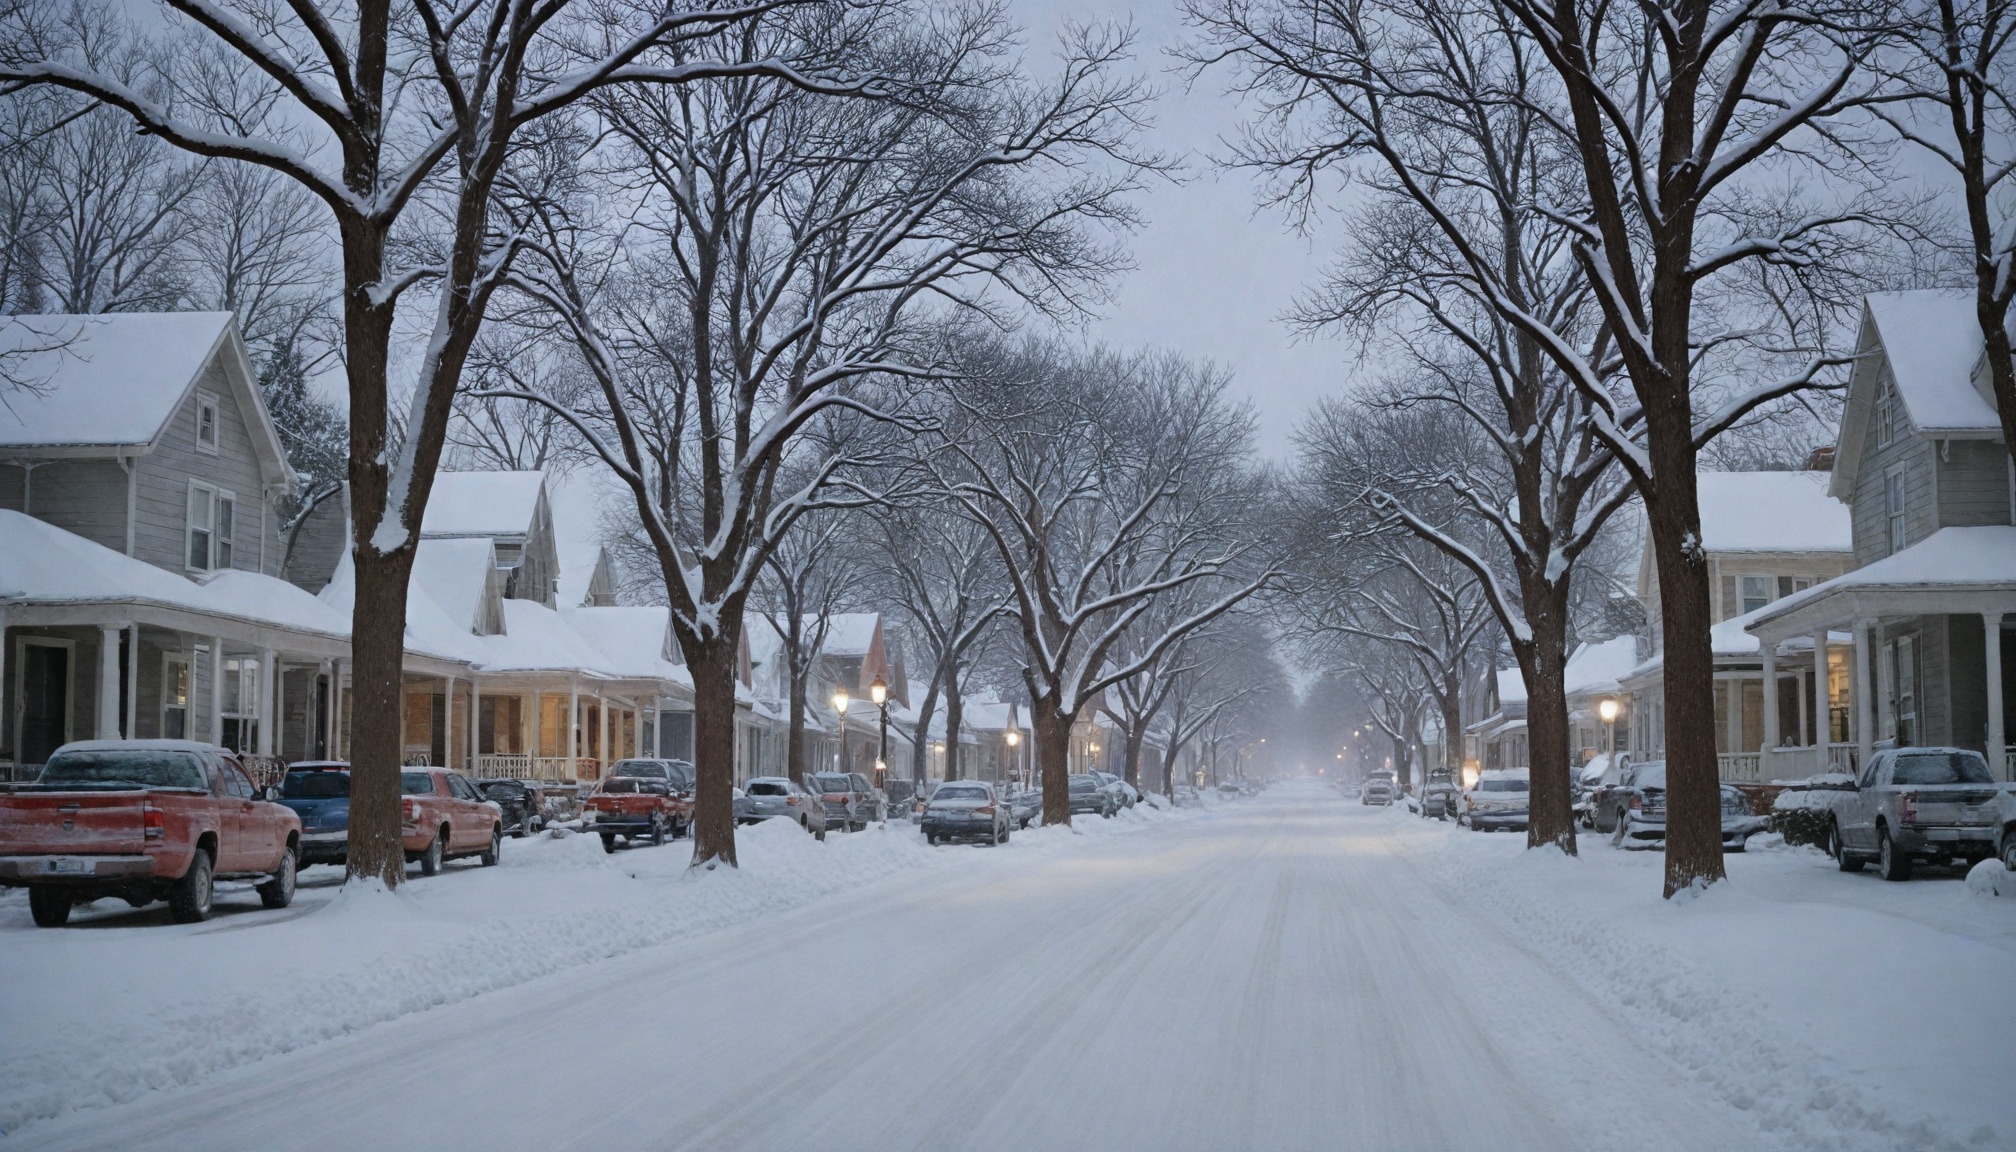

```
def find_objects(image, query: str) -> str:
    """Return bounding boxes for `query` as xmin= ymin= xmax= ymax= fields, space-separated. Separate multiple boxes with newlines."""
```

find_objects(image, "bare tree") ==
xmin=757 ymin=504 xmax=852 ymax=785
xmin=476 ymin=13 xmax=1155 ymax=866
xmin=936 ymin=340 xmax=1278 ymax=825
xmin=2 ymin=0 xmax=856 ymax=886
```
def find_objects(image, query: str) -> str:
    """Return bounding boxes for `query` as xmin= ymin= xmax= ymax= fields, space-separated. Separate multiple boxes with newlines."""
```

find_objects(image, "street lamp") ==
xmin=1005 ymin=727 xmax=1021 ymax=787
xmin=869 ymin=674 xmax=890 ymax=788
xmin=831 ymin=688 xmax=849 ymax=772
xmin=1598 ymin=697 xmax=1620 ymax=762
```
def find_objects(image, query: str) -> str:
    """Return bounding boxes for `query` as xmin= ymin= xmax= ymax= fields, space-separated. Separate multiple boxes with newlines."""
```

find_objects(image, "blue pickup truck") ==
xmin=276 ymin=762 xmax=351 ymax=866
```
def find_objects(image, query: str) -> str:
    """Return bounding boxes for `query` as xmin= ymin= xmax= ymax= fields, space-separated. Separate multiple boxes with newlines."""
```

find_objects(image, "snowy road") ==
xmin=8 ymin=781 xmax=1780 ymax=1152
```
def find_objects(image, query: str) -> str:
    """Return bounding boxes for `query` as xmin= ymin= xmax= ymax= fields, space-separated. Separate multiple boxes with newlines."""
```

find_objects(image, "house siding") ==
xmin=0 ymin=458 xmax=129 ymax=554
xmin=1849 ymin=410 xmax=1938 ymax=568
xmin=1935 ymin=439 xmax=2013 ymax=529
xmin=132 ymin=359 xmax=276 ymax=579
xmin=282 ymin=489 xmax=347 ymax=593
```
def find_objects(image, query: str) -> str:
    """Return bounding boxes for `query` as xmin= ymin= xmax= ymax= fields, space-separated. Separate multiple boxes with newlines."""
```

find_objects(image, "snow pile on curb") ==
xmin=1966 ymin=858 xmax=2016 ymax=897
xmin=0 ymin=800 xmax=1196 ymax=1136
xmin=1392 ymin=818 xmax=2015 ymax=1152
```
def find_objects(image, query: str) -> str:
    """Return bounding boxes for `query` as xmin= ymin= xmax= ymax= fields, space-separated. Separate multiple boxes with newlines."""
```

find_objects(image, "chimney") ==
xmin=1805 ymin=445 xmax=1836 ymax=472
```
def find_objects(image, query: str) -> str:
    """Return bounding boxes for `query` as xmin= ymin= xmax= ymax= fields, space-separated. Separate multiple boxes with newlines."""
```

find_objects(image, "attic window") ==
xmin=195 ymin=390 xmax=220 ymax=454
xmin=1874 ymin=377 xmax=1895 ymax=447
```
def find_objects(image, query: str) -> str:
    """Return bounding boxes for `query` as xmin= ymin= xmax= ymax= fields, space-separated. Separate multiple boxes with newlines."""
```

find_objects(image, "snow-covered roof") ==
xmin=1748 ymin=527 xmax=2016 ymax=637
xmin=410 ymin=538 xmax=497 ymax=638
xmin=0 ymin=509 xmax=347 ymax=638
xmin=821 ymin=613 xmax=879 ymax=656
xmin=1696 ymin=471 xmax=1851 ymax=553
xmin=1864 ymin=292 xmax=1997 ymax=433
xmin=420 ymin=471 xmax=546 ymax=538
xmin=562 ymin=606 xmax=689 ymax=686
xmin=961 ymin=700 xmax=1019 ymax=732
xmin=1561 ymin=635 xmax=1638 ymax=696
xmin=320 ymin=544 xmax=481 ymax=664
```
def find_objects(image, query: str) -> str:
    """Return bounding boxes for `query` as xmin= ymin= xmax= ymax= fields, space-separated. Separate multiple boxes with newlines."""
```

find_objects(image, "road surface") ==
xmin=14 ymin=783 xmax=1766 ymax=1151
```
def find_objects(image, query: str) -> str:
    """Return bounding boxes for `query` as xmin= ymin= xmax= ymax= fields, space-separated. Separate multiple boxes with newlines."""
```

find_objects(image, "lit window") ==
xmin=195 ymin=391 xmax=220 ymax=454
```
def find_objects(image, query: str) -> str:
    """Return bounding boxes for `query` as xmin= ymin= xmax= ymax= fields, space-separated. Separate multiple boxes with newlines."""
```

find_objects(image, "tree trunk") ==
xmin=910 ymin=677 xmax=940 ymax=789
xmin=1122 ymin=721 xmax=1146 ymax=789
xmin=1645 ymin=463 xmax=1726 ymax=896
xmin=1034 ymin=699 xmax=1073 ymax=826
xmin=943 ymin=679 xmax=963 ymax=781
xmin=344 ymin=545 xmax=416 ymax=887
xmin=685 ymin=637 xmax=740 ymax=867
xmin=786 ymin=663 xmax=810 ymax=785
xmin=1519 ymin=620 xmax=1579 ymax=854
xmin=1440 ymin=679 xmax=1464 ymax=772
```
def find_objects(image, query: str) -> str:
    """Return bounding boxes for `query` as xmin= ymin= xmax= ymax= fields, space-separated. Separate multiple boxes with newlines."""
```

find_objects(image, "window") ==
xmin=1740 ymin=575 xmax=1773 ymax=615
xmin=1776 ymin=576 xmax=1811 ymax=599
xmin=162 ymin=655 xmax=189 ymax=739
xmin=195 ymin=390 xmax=220 ymax=454
xmin=185 ymin=483 xmax=238 ymax=571
xmin=219 ymin=655 xmax=259 ymax=752
xmin=1892 ymin=634 xmax=1917 ymax=746
xmin=1886 ymin=471 xmax=1907 ymax=555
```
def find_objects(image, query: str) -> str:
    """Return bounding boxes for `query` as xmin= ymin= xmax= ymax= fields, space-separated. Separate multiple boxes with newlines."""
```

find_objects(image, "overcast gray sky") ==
xmin=1011 ymin=0 xmax=1350 ymax=461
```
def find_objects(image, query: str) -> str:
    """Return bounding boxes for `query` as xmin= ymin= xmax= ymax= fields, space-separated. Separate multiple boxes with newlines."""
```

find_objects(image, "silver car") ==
xmin=1462 ymin=769 xmax=1529 ymax=830
xmin=922 ymin=780 xmax=1012 ymax=845
xmin=1609 ymin=763 xmax=1768 ymax=851
xmin=732 ymin=776 xmax=827 ymax=837
xmin=1830 ymin=748 xmax=2005 ymax=880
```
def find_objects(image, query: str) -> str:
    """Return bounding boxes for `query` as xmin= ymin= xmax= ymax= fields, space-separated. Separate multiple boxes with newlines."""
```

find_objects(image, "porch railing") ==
xmin=1717 ymin=753 xmax=1761 ymax=782
xmin=470 ymin=754 xmax=594 ymax=782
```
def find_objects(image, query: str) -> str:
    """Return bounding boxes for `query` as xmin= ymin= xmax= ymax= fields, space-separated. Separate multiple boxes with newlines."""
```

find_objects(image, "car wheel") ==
xmin=1611 ymin=816 xmax=1629 ymax=847
xmin=1877 ymin=825 xmax=1913 ymax=882
xmin=600 ymin=833 xmax=617 ymax=854
xmin=420 ymin=830 xmax=446 ymax=875
xmin=258 ymin=845 xmax=298 ymax=909
xmin=512 ymin=818 xmax=529 ymax=840
xmin=1002 ymin=824 xmax=1011 ymax=843
xmin=1829 ymin=821 xmax=1864 ymax=872
xmin=481 ymin=827 xmax=501 ymax=867
xmin=651 ymin=818 xmax=666 ymax=847
xmin=27 ymin=885 xmax=72 ymax=928
xmin=2002 ymin=830 xmax=2016 ymax=873
xmin=169 ymin=849 xmax=215 ymax=923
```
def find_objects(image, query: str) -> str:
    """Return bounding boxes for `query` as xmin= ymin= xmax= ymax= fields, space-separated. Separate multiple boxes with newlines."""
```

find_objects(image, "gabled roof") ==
xmin=1696 ymin=470 xmax=1852 ymax=553
xmin=563 ymin=606 xmax=689 ymax=685
xmin=420 ymin=471 xmax=546 ymax=539
xmin=821 ymin=613 xmax=880 ymax=656
xmin=0 ymin=313 xmax=293 ymax=486
xmin=1561 ymin=635 xmax=1639 ymax=697
xmin=1832 ymin=292 xmax=2003 ymax=499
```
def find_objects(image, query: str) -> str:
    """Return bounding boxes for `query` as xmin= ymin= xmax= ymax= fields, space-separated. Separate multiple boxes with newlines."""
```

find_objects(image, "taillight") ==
xmin=1629 ymin=794 xmax=1642 ymax=811
xmin=786 ymin=795 xmax=800 ymax=806
xmin=143 ymin=805 xmax=165 ymax=840
xmin=976 ymin=805 xmax=996 ymax=815
xmin=1900 ymin=793 xmax=1918 ymax=825
xmin=403 ymin=799 xmax=419 ymax=823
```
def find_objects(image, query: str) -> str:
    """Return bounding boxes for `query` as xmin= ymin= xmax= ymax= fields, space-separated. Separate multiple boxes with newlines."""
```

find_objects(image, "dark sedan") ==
xmin=1068 ymin=774 xmax=1116 ymax=818
xmin=922 ymin=781 xmax=1012 ymax=845
xmin=277 ymin=762 xmax=351 ymax=866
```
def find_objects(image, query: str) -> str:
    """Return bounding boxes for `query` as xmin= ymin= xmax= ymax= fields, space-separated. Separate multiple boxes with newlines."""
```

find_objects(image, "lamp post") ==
xmin=870 ymin=674 xmax=889 ymax=790
xmin=1598 ymin=697 xmax=1620 ymax=763
xmin=831 ymin=688 xmax=849 ymax=772
xmin=1005 ymin=727 xmax=1021 ymax=788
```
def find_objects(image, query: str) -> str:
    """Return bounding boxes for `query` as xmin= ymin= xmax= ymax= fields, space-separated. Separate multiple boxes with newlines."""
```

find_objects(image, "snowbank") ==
xmin=1966 ymin=858 xmax=2016 ymax=898
xmin=0 ymin=801 xmax=1195 ymax=1136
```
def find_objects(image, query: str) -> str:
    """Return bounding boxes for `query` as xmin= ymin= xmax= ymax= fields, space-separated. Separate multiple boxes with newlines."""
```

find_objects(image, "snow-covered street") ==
xmin=3 ymin=779 xmax=2012 ymax=1151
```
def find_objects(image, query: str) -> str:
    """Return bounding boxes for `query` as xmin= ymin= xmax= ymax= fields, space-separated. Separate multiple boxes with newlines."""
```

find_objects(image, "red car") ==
xmin=0 ymin=740 xmax=301 ymax=926
xmin=587 ymin=759 xmax=696 ymax=852
xmin=399 ymin=769 xmax=503 ymax=874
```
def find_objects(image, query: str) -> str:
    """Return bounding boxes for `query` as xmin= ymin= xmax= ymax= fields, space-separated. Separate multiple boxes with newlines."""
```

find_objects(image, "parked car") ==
xmin=1219 ymin=780 xmax=1245 ymax=796
xmin=1005 ymin=783 xmax=1042 ymax=829
xmin=922 ymin=781 xmax=1013 ymax=845
xmin=1361 ymin=776 xmax=1394 ymax=806
xmin=809 ymin=771 xmax=883 ymax=831
xmin=1586 ymin=757 xmax=1641 ymax=833
xmin=1607 ymin=764 xmax=1768 ymax=852
xmin=278 ymin=762 xmax=352 ymax=866
xmin=0 ymin=740 xmax=301 ymax=926
xmin=399 ymin=769 xmax=503 ymax=874
xmin=604 ymin=759 xmax=696 ymax=836
xmin=1069 ymin=774 xmax=1117 ymax=818
xmin=885 ymin=779 xmax=918 ymax=818
xmin=733 ymin=777 xmax=828 ymax=836
xmin=1418 ymin=770 xmax=1459 ymax=820
xmin=1996 ymin=791 xmax=2016 ymax=873
xmin=1462 ymin=769 xmax=1530 ymax=831
xmin=585 ymin=777 xmax=682 ymax=852
xmin=1828 ymin=748 xmax=2006 ymax=880
xmin=474 ymin=777 xmax=547 ymax=837
xmin=1093 ymin=772 xmax=1136 ymax=809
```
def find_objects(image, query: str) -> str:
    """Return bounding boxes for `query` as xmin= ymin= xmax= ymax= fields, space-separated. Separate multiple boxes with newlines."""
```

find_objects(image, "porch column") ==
xmin=258 ymin=647 xmax=277 ymax=756
xmin=1724 ymin=677 xmax=1742 ymax=757
xmin=97 ymin=625 xmax=122 ymax=740
xmin=1987 ymin=613 xmax=2007 ymax=781
xmin=566 ymin=677 xmax=579 ymax=780
xmin=0 ymin=606 xmax=8 ymax=761
xmin=332 ymin=660 xmax=345 ymax=759
xmin=530 ymin=692 xmax=543 ymax=764
xmin=1854 ymin=619 xmax=1875 ymax=773
xmin=444 ymin=676 xmax=456 ymax=770
xmin=597 ymin=693 xmax=609 ymax=768
xmin=317 ymin=660 xmax=332 ymax=758
xmin=124 ymin=624 xmax=139 ymax=739
xmin=470 ymin=680 xmax=481 ymax=771
xmin=632 ymin=702 xmax=644 ymax=761
xmin=1760 ymin=643 xmax=1779 ymax=752
xmin=1812 ymin=630 xmax=1829 ymax=749
xmin=209 ymin=636 xmax=225 ymax=746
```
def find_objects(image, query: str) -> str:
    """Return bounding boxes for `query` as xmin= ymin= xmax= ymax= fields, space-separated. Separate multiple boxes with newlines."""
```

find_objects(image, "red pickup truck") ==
xmin=586 ymin=759 xmax=696 ymax=852
xmin=0 ymin=740 xmax=301 ymax=927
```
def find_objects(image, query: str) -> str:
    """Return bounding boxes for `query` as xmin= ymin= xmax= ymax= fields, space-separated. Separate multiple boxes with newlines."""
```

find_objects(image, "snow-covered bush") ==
xmin=1770 ymin=775 xmax=1857 ymax=848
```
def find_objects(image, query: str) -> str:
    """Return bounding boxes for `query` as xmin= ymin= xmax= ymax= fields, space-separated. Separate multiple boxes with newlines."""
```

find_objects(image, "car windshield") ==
xmin=810 ymin=775 xmax=851 ymax=793
xmin=1891 ymin=752 xmax=1994 ymax=785
xmin=1478 ymin=777 xmax=1528 ymax=792
xmin=610 ymin=761 xmax=668 ymax=779
xmin=747 ymin=782 xmax=790 ymax=797
xmin=481 ymin=782 xmax=523 ymax=798
xmin=666 ymin=763 xmax=695 ymax=789
xmin=1633 ymin=766 xmax=1668 ymax=791
xmin=934 ymin=785 xmax=989 ymax=802
xmin=1068 ymin=776 xmax=1097 ymax=792
xmin=39 ymin=749 xmax=207 ymax=790
xmin=399 ymin=772 xmax=437 ymax=795
xmin=282 ymin=772 xmax=350 ymax=799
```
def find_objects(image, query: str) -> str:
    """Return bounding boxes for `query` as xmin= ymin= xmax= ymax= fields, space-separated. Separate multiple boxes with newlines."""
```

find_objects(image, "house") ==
xmin=1749 ymin=291 xmax=2015 ymax=781
xmin=0 ymin=314 xmax=349 ymax=774
xmin=1621 ymin=469 xmax=1855 ymax=779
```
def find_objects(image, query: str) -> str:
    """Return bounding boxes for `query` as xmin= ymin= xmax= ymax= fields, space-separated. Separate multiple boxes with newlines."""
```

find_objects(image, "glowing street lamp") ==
xmin=869 ymin=674 xmax=890 ymax=789
xmin=1598 ymin=697 xmax=1620 ymax=761
xmin=831 ymin=688 xmax=849 ymax=772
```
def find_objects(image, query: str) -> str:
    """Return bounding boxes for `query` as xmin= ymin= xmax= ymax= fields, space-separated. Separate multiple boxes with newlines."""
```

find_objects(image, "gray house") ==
xmin=1750 ymin=291 xmax=2016 ymax=781
xmin=0 ymin=313 xmax=349 ymax=773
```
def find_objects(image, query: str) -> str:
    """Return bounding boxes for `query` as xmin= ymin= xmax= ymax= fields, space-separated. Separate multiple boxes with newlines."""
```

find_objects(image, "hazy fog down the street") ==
xmin=7 ymin=781 xmax=1764 ymax=1152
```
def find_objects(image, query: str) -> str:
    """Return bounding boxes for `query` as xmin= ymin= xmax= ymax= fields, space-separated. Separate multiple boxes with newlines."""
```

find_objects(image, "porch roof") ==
xmin=1748 ymin=526 xmax=2016 ymax=643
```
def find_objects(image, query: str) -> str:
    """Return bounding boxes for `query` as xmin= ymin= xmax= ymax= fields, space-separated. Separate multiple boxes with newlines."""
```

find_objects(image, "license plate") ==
xmin=1924 ymin=828 xmax=1969 ymax=841
xmin=42 ymin=857 xmax=91 ymax=875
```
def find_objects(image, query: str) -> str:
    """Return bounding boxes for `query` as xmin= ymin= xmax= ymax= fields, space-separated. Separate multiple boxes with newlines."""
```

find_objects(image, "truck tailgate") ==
xmin=1911 ymin=788 xmax=2002 ymax=827
xmin=0 ymin=792 xmax=149 ymax=855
